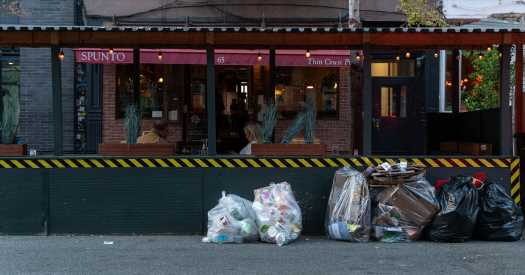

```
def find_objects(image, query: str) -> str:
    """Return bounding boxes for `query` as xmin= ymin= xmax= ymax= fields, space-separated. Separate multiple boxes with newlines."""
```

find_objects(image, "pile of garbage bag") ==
xmin=426 ymin=175 xmax=480 ymax=242
xmin=253 ymin=182 xmax=303 ymax=246
xmin=475 ymin=181 xmax=524 ymax=241
xmin=325 ymin=167 xmax=371 ymax=242
xmin=372 ymin=177 xmax=440 ymax=242
xmin=202 ymin=191 xmax=259 ymax=244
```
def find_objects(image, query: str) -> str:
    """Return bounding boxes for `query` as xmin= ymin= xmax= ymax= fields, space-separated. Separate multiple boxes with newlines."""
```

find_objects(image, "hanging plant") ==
xmin=124 ymin=104 xmax=141 ymax=144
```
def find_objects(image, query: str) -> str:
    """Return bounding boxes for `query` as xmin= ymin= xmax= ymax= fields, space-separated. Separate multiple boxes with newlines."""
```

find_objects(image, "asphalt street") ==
xmin=0 ymin=236 xmax=523 ymax=275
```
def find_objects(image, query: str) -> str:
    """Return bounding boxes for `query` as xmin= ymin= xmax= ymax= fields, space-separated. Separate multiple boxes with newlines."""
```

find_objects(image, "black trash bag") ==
xmin=427 ymin=176 xmax=480 ymax=242
xmin=475 ymin=182 xmax=524 ymax=241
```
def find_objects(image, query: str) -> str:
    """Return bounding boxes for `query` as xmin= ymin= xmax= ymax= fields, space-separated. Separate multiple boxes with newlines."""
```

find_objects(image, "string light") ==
xmin=157 ymin=50 xmax=163 ymax=61
xmin=487 ymin=46 xmax=492 ymax=52
xmin=257 ymin=51 xmax=263 ymax=62
xmin=478 ymin=52 xmax=484 ymax=60
xmin=158 ymin=77 xmax=164 ymax=84
xmin=433 ymin=52 xmax=439 ymax=58
xmin=108 ymin=48 xmax=114 ymax=54
xmin=404 ymin=51 xmax=411 ymax=59
xmin=58 ymin=49 xmax=65 ymax=61
xmin=356 ymin=54 xmax=361 ymax=61
xmin=396 ymin=55 xmax=401 ymax=61
xmin=305 ymin=50 xmax=311 ymax=58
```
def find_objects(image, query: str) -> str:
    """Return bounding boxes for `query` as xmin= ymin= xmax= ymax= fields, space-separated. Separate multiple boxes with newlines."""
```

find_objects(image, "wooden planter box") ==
xmin=0 ymin=144 xmax=27 ymax=156
xmin=98 ymin=144 xmax=175 ymax=156
xmin=251 ymin=144 xmax=327 ymax=156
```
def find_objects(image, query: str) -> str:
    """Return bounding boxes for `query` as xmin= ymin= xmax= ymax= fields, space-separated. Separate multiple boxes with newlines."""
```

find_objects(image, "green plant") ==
xmin=262 ymin=101 xmax=277 ymax=144
xmin=280 ymin=96 xmax=316 ymax=144
xmin=124 ymin=104 xmax=140 ymax=144
xmin=462 ymin=49 xmax=502 ymax=111
xmin=399 ymin=0 xmax=447 ymax=27
xmin=1 ymin=81 xmax=20 ymax=144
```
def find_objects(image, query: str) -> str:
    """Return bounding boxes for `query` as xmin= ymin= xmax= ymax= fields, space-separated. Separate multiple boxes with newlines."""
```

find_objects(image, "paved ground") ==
xmin=0 ymin=236 xmax=523 ymax=275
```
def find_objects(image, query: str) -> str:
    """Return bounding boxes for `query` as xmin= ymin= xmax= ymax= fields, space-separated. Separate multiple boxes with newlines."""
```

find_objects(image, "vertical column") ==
xmin=132 ymin=48 xmax=140 ymax=104
xmin=206 ymin=47 xmax=217 ymax=155
xmin=362 ymin=47 xmax=372 ymax=155
xmin=451 ymin=49 xmax=461 ymax=114
xmin=500 ymin=45 xmax=512 ymax=156
xmin=267 ymin=48 xmax=276 ymax=102
xmin=515 ymin=44 xmax=523 ymax=134
xmin=51 ymin=47 xmax=63 ymax=156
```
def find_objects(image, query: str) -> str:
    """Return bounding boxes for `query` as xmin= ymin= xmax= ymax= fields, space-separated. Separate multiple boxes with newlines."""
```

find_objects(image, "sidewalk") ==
xmin=0 ymin=236 xmax=523 ymax=275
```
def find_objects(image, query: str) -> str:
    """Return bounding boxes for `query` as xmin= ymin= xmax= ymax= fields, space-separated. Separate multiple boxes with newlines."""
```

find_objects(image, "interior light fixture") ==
xmin=7 ymin=61 xmax=14 ymax=65
xmin=58 ymin=49 xmax=65 ymax=61
xmin=305 ymin=50 xmax=311 ymax=58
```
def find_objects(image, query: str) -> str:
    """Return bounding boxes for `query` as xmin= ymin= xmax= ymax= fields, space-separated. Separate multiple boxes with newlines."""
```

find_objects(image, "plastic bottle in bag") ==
xmin=325 ymin=167 xmax=371 ymax=242
xmin=253 ymin=182 xmax=302 ymax=246
xmin=203 ymin=191 xmax=259 ymax=244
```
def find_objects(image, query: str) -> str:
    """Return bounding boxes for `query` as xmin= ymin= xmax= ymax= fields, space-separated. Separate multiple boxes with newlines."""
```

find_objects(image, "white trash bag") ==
xmin=253 ymin=182 xmax=302 ymax=246
xmin=202 ymin=191 xmax=259 ymax=244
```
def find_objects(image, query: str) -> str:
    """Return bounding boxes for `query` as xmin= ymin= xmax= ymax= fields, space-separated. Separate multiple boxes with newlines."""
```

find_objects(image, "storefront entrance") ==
xmin=216 ymin=66 xmax=251 ymax=154
xmin=372 ymin=77 xmax=416 ymax=155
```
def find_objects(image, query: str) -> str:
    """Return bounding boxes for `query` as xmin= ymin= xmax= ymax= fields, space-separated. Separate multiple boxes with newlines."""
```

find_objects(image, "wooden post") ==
xmin=516 ymin=44 xmax=524 ymax=134
xmin=132 ymin=48 xmax=140 ymax=104
xmin=206 ymin=47 xmax=217 ymax=155
xmin=362 ymin=47 xmax=372 ymax=155
xmin=500 ymin=45 xmax=512 ymax=155
xmin=267 ymin=48 xmax=276 ymax=103
xmin=51 ymin=47 xmax=63 ymax=155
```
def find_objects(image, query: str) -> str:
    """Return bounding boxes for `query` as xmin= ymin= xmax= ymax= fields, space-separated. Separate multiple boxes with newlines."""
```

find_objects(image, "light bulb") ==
xmin=305 ymin=50 xmax=311 ymax=58
xmin=58 ymin=50 xmax=65 ymax=61
xmin=108 ymin=48 xmax=114 ymax=54
xmin=157 ymin=51 xmax=163 ymax=61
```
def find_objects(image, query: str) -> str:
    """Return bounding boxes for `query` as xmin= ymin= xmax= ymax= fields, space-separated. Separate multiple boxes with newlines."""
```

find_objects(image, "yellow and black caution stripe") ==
xmin=0 ymin=157 xmax=515 ymax=169
xmin=510 ymin=158 xmax=521 ymax=205
xmin=0 ymin=156 xmax=519 ymax=204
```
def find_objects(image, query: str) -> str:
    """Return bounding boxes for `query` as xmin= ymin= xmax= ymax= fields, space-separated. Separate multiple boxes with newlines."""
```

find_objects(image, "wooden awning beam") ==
xmin=1 ymin=28 xmax=525 ymax=49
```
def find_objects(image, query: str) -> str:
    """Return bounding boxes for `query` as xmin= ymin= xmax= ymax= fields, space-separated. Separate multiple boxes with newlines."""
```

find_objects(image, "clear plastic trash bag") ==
xmin=253 ymin=182 xmax=302 ymax=246
xmin=202 ymin=191 xmax=259 ymax=244
xmin=373 ymin=177 xmax=440 ymax=242
xmin=325 ymin=167 xmax=371 ymax=242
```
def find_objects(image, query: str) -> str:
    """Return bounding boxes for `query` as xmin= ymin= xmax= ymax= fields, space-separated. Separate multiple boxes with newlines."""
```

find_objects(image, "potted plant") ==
xmin=98 ymin=105 xmax=175 ymax=156
xmin=252 ymin=97 xmax=327 ymax=156
xmin=0 ymin=80 xmax=26 ymax=156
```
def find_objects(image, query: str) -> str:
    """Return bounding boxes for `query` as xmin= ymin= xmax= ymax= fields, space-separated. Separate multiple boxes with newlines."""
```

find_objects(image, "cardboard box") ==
xmin=439 ymin=141 xmax=458 ymax=153
xmin=458 ymin=142 xmax=492 ymax=156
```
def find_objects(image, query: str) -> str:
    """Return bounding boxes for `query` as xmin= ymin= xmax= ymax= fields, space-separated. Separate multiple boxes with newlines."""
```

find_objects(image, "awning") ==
xmin=74 ymin=49 xmax=353 ymax=67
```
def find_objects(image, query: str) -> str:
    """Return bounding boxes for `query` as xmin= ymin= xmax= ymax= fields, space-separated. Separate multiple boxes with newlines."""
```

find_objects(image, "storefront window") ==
xmin=275 ymin=67 xmax=339 ymax=119
xmin=0 ymin=49 xmax=20 ymax=127
xmin=116 ymin=64 xmax=185 ymax=120
xmin=371 ymin=60 xmax=415 ymax=77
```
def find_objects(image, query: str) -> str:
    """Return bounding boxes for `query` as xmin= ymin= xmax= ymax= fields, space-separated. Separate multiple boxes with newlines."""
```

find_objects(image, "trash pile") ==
xmin=202 ymin=191 xmax=259 ymax=244
xmin=325 ymin=167 xmax=371 ymax=242
xmin=203 ymin=182 xmax=302 ymax=246
xmin=203 ymin=163 xmax=523 ymax=245
xmin=253 ymin=182 xmax=302 ymax=246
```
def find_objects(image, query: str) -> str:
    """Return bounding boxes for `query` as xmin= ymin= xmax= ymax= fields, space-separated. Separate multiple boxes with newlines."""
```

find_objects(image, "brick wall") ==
xmin=18 ymin=0 xmax=75 ymax=153
xmin=275 ymin=67 xmax=352 ymax=154
xmin=102 ymin=65 xmax=183 ymax=144
xmin=102 ymin=65 xmax=352 ymax=153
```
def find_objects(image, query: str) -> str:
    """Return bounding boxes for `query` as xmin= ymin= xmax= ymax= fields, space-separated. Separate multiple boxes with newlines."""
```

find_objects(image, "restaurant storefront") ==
xmin=0 ymin=25 xmax=521 ymax=235
xmin=75 ymin=48 xmax=356 ymax=154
